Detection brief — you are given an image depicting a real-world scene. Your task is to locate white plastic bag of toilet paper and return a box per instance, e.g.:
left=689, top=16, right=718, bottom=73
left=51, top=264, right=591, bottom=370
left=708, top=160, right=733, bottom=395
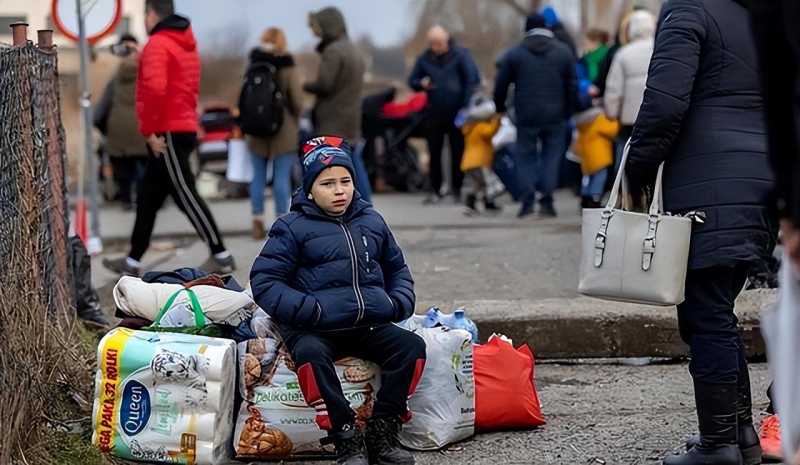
left=113, top=276, right=255, bottom=326
left=92, top=328, right=237, bottom=465
left=399, top=326, right=475, bottom=450
left=235, top=338, right=380, bottom=459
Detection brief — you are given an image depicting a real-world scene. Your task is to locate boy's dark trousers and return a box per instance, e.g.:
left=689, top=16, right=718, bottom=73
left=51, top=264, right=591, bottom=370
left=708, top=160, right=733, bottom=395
left=129, top=132, right=226, bottom=260
left=283, top=324, right=426, bottom=432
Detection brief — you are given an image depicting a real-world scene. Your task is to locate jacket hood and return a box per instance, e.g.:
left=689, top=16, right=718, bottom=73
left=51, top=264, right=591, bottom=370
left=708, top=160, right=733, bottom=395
left=523, top=29, right=556, bottom=54
left=248, top=48, right=295, bottom=68
left=150, top=15, right=196, bottom=51
left=627, top=10, right=656, bottom=42
left=290, top=189, right=371, bottom=222
left=310, top=7, right=347, bottom=44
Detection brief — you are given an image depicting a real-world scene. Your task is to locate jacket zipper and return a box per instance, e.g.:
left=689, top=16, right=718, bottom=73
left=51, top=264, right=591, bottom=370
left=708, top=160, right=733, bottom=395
left=339, top=221, right=366, bottom=324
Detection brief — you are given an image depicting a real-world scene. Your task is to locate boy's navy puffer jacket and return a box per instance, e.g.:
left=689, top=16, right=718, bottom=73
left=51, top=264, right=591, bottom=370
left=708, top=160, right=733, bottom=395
left=250, top=191, right=415, bottom=331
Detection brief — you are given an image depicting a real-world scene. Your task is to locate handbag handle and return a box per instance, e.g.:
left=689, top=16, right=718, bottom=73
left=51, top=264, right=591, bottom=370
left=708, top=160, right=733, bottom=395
left=594, top=139, right=667, bottom=270
left=605, top=139, right=665, bottom=216
left=150, top=287, right=206, bottom=328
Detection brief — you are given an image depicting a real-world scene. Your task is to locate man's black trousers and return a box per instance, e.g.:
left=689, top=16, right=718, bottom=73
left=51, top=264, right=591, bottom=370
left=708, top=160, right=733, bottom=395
left=129, top=132, right=226, bottom=260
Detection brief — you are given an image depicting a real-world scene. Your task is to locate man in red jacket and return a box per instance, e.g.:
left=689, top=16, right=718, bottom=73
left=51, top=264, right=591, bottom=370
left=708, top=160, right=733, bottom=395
left=103, top=0, right=234, bottom=276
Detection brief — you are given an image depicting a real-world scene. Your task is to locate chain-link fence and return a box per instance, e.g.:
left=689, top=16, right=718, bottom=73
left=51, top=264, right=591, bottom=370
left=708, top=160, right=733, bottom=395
left=0, top=27, right=94, bottom=464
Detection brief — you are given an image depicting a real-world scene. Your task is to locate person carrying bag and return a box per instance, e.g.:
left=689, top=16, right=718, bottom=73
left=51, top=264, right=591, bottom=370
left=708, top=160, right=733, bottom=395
left=579, top=140, right=693, bottom=306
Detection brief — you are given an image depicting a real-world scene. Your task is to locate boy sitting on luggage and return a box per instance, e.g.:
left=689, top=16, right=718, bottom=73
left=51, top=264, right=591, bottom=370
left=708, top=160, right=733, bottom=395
left=457, top=94, right=502, bottom=215
left=250, top=136, right=426, bottom=465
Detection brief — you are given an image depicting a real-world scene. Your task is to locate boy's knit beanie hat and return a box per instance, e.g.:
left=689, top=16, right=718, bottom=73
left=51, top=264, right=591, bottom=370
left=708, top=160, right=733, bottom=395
left=301, top=136, right=356, bottom=194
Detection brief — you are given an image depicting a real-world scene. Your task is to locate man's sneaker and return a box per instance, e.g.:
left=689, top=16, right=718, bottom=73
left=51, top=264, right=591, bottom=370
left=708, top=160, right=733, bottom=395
left=422, top=194, right=444, bottom=205
left=200, top=254, right=237, bottom=275
left=760, top=414, right=783, bottom=462
left=484, top=199, right=502, bottom=213
left=517, top=195, right=536, bottom=218
left=323, top=425, right=368, bottom=465
left=538, top=204, right=558, bottom=218
left=102, top=257, right=142, bottom=277
left=366, top=416, right=415, bottom=465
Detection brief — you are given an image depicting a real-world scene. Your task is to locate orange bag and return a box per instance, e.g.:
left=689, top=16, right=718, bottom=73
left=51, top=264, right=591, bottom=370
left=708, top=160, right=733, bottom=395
left=473, top=336, right=545, bottom=431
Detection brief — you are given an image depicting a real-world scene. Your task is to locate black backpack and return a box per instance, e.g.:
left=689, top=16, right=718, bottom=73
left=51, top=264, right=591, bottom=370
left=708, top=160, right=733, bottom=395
left=238, top=62, right=285, bottom=137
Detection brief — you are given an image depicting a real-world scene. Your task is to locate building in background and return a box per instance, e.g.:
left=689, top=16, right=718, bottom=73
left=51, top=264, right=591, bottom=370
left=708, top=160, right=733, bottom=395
left=0, top=0, right=147, bottom=182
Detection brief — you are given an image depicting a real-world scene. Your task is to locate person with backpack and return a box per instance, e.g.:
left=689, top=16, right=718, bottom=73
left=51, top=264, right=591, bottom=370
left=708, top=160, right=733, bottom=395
left=102, top=0, right=235, bottom=277
left=250, top=137, right=426, bottom=465
left=239, top=27, right=303, bottom=240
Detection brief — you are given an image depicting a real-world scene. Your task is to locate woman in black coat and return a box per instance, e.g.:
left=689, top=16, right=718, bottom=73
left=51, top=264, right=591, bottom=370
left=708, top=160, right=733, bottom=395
left=625, top=1, right=777, bottom=464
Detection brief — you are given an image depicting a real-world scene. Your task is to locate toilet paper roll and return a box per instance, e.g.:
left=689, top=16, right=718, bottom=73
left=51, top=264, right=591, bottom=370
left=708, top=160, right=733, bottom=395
left=194, top=341, right=235, bottom=382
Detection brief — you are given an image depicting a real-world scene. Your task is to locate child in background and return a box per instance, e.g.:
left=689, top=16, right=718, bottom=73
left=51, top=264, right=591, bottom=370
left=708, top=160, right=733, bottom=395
left=457, top=95, right=502, bottom=215
left=250, top=137, right=426, bottom=465
left=573, top=106, right=619, bottom=208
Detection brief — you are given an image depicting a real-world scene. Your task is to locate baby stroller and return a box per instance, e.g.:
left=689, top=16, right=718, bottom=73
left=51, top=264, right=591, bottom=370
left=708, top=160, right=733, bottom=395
left=362, top=88, right=427, bottom=192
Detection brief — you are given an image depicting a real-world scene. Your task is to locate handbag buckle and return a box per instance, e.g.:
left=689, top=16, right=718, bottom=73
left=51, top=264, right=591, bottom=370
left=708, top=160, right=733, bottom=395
left=594, top=232, right=607, bottom=267
left=642, top=215, right=659, bottom=271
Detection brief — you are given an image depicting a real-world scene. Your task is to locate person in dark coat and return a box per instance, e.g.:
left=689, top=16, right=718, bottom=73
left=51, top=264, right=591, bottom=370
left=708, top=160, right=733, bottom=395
left=408, top=25, right=481, bottom=203
left=94, top=34, right=148, bottom=211
left=494, top=13, right=577, bottom=218
left=250, top=137, right=425, bottom=465
left=749, top=0, right=800, bottom=270
left=305, top=7, right=372, bottom=202
left=625, top=1, right=778, bottom=464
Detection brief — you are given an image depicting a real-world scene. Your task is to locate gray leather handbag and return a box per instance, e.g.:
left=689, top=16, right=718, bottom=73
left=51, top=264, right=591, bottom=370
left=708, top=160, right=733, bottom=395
left=578, top=141, right=692, bottom=306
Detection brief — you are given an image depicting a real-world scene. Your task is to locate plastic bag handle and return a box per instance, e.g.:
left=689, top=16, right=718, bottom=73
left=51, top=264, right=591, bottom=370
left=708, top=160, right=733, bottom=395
left=150, top=287, right=205, bottom=328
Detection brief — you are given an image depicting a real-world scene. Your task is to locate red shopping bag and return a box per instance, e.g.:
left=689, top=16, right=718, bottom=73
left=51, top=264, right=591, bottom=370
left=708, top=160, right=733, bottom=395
left=473, top=336, right=545, bottom=431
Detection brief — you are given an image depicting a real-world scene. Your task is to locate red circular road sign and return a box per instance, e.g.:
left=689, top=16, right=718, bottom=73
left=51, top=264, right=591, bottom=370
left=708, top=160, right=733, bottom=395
left=51, top=0, right=122, bottom=44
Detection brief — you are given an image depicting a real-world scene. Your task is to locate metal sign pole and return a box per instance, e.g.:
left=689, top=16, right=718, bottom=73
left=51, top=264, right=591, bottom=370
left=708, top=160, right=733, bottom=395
left=76, top=0, right=102, bottom=254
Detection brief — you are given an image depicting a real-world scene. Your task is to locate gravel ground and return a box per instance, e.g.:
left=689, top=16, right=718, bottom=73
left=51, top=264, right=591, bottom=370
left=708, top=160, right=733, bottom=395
left=241, top=363, right=773, bottom=465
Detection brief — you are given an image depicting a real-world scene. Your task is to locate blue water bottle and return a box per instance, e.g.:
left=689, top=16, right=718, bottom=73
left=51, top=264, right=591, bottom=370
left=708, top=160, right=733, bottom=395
left=451, top=308, right=479, bottom=342
left=422, top=307, right=441, bottom=328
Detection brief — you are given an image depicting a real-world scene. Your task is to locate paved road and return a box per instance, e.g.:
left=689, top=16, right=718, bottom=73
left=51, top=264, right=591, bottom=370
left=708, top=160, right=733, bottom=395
left=92, top=192, right=582, bottom=305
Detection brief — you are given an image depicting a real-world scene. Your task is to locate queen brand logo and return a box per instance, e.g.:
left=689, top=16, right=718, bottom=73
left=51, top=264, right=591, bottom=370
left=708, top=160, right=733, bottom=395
left=120, top=380, right=151, bottom=436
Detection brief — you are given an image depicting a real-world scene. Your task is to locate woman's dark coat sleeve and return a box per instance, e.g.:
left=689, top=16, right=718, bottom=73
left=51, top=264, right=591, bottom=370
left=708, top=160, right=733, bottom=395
left=626, top=0, right=707, bottom=188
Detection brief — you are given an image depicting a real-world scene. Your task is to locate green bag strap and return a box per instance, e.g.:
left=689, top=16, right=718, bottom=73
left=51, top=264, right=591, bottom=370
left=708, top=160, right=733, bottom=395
left=150, top=287, right=205, bottom=328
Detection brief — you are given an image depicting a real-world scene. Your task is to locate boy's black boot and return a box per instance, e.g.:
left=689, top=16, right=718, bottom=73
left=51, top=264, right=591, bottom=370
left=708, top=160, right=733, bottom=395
left=324, top=424, right=368, bottom=465
left=664, top=381, right=742, bottom=465
left=366, top=416, right=414, bottom=465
